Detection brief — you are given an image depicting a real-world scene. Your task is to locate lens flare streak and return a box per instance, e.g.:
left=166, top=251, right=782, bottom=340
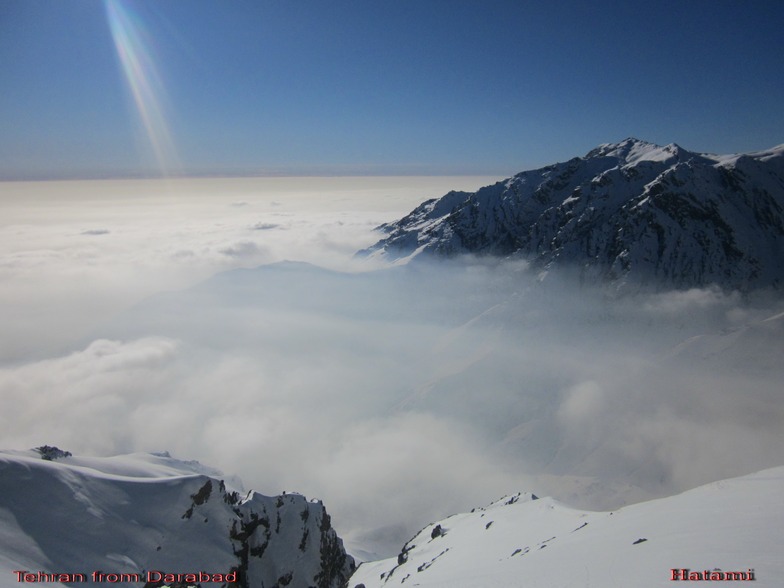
left=105, top=0, right=179, bottom=175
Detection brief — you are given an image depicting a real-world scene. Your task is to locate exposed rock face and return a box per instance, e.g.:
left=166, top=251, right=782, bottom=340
left=224, top=487, right=355, bottom=588
left=364, top=139, right=784, bottom=291
left=33, top=445, right=72, bottom=461
left=0, top=451, right=355, bottom=588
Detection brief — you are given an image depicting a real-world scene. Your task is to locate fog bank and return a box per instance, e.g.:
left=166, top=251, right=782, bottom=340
left=1, top=178, right=782, bottom=557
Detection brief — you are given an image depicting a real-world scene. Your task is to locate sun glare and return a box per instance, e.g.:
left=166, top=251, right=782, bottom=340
left=105, top=0, right=180, bottom=176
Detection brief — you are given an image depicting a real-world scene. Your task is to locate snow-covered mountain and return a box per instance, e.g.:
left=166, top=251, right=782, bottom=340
left=5, top=448, right=782, bottom=588
left=363, top=139, right=784, bottom=291
left=0, top=449, right=354, bottom=588
left=349, top=466, right=784, bottom=588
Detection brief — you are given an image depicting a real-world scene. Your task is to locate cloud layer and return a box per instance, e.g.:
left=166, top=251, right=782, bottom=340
left=1, top=177, right=782, bottom=558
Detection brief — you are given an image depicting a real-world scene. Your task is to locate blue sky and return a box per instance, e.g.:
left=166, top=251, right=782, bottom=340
left=2, top=0, right=783, bottom=179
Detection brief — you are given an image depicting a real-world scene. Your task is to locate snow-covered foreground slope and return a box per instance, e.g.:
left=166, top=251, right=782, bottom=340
left=0, top=449, right=354, bottom=587
left=364, top=138, right=784, bottom=291
left=349, top=467, right=784, bottom=588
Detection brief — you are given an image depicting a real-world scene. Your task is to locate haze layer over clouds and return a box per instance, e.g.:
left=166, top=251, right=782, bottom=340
left=0, top=177, right=492, bottom=359
left=1, top=177, right=782, bottom=557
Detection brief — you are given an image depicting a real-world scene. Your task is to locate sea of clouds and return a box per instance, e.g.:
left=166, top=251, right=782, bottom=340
left=1, top=176, right=782, bottom=558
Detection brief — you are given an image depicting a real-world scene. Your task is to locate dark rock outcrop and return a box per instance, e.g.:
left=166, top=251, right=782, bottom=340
left=363, top=139, right=784, bottom=292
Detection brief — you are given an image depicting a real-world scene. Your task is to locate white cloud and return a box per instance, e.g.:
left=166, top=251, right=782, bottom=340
left=0, top=338, right=181, bottom=454
left=0, top=176, right=782, bottom=559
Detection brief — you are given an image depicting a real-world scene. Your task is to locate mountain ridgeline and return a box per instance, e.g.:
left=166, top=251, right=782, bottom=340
left=363, top=139, right=784, bottom=291
left=0, top=450, right=355, bottom=588
left=349, top=468, right=784, bottom=587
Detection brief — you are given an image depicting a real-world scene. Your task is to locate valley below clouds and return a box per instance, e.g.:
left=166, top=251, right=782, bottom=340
left=1, top=176, right=782, bottom=558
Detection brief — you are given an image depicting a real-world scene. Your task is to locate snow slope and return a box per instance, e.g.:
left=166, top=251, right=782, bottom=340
left=0, top=449, right=354, bottom=587
left=363, top=138, right=784, bottom=291
left=349, top=467, right=784, bottom=587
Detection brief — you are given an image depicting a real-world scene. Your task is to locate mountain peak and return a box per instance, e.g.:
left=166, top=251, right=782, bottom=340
left=363, top=140, right=784, bottom=291
left=584, top=138, right=693, bottom=166
left=0, top=450, right=356, bottom=588
left=586, top=137, right=659, bottom=156
left=350, top=467, right=784, bottom=587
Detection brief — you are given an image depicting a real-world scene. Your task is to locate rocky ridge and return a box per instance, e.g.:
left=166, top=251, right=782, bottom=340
left=0, top=449, right=355, bottom=588
left=363, top=138, right=784, bottom=291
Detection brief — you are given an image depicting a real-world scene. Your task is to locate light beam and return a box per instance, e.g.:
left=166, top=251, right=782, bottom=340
left=105, top=0, right=180, bottom=176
